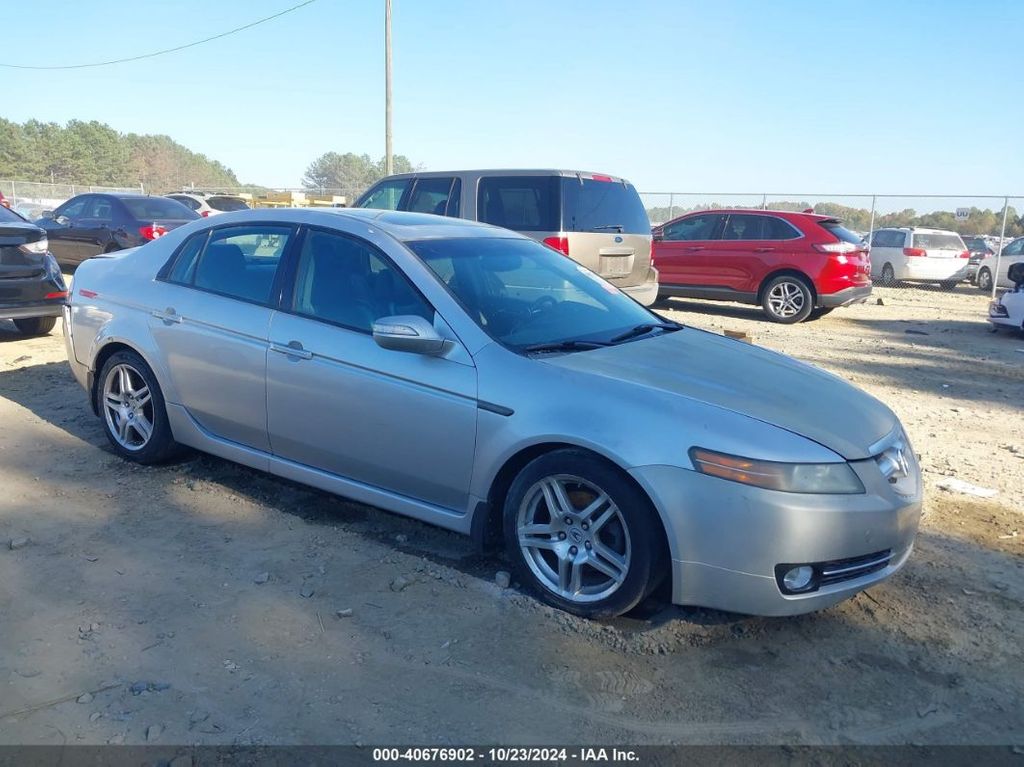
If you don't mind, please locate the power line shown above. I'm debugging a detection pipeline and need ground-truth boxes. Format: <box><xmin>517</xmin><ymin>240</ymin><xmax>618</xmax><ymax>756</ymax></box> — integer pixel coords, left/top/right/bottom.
<box><xmin>0</xmin><ymin>0</ymin><xmax>319</xmax><ymax>70</ymax></box>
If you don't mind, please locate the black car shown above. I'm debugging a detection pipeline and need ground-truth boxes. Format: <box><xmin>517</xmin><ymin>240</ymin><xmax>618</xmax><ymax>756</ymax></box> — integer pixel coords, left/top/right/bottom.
<box><xmin>37</xmin><ymin>194</ymin><xmax>199</xmax><ymax>267</ymax></box>
<box><xmin>962</xmin><ymin>235</ymin><xmax>996</xmax><ymax>283</ymax></box>
<box><xmin>0</xmin><ymin>206</ymin><xmax>68</xmax><ymax>336</ymax></box>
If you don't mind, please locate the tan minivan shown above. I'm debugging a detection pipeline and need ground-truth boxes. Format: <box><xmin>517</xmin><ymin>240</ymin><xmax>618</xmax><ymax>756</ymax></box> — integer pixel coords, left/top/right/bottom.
<box><xmin>354</xmin><ymin>170</ymin><xmax>659</xmax><ymax>306</ymax></box>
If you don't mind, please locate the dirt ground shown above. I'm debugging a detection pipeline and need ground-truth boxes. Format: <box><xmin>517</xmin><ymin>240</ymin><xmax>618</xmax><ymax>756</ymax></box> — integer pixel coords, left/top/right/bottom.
<box><xmin>0</xmin><ymin>284</ymin><xmax>1021</xmax><ymax>747</ymax></box>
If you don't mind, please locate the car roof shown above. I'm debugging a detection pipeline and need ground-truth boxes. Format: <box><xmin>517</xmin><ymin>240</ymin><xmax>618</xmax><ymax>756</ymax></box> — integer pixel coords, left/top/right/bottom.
<box><xmin>375</xmin><ymin>169</ymin><xmax>632</xmax><ymax>183</ymax></box>
<box><xmin>668</xmin><ymin>208</ymin><xmax>834</xmax><ymax>222</ymax></box>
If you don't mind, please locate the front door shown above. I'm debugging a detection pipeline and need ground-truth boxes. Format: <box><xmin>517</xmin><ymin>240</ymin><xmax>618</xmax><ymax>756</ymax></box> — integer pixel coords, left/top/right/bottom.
<box><xmin>266</xmin><ymin>227</ymin><xmax>477</xmax><ymax>511</ymax></box>
<box><xmin>44</xmin><ymin>196</ymin><xmax>91</xmax><ymax>265</ymax></box>
<box><xmin>655</xmin><ymin>212</ymin><xmax>726</xmax><ymax>286</ymax></box>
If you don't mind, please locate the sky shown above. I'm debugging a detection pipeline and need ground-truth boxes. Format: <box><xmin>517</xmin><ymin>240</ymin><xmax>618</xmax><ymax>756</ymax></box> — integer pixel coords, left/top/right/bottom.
<box><xmin>2</xmin><ymin>0</ymin><xmax>1022</xmax><ymax>197</ymax></box>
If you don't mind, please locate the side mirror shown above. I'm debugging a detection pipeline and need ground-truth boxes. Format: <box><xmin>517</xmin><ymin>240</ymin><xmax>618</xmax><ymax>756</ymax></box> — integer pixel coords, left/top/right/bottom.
<box><xmin>40</xmin><ymin>210</ymin><xmax>54</xmax><ymax>219</ymax></box>
<box><xmin>372</xmin><ymin>315</ymin><xmax>446</xmax><ymax>355</ymax></box>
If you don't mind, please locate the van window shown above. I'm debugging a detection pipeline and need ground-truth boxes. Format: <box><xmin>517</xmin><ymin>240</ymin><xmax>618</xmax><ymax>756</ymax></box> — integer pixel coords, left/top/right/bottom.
<box><xmin>478</xmin><ymin>176</ymin><xmax>559</xmax><ymax>231</ymax></box>
<box><xmin>358</xmin><ymin>178</ymin><xmax>411</xmax><ymax>211</ymax></box>
<box><xmin>912</xmin><ymin>233</ymin><xmax>964</xmax><ymax>251</ymax></box>
<box><xmin>561</xmin><ymin>178</ymin><xmax>650</xmax><ymax>234</ymax></box>
<box><xmin>871</xmin><ymin>230</ymin><xmax>905</xmax><ymax>248</ymax></box>
<box><xmin>407</xmin><ymin>177</ymin><xmax>457</xmax><ymax>216</ymax></box>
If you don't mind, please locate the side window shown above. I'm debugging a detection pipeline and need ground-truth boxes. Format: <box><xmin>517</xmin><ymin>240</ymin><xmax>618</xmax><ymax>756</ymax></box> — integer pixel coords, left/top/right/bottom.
<box><xmin>406</xmin><ymin>177</ymin><xmax>457</xmax><ymax>215</ymax></box>
<box><xmin>1004</xmin><ymin>239</ymin><xmax>1024</xmax><ymax>256</ymax></box>
<box><xmin>57</xmin><ymin>198</ymin><xmax>88</xmax><ymax>221</ymax></box>
<box><xmin>190</xmin><ymin>226</ymin><xmax>292</xmax><ymax>304</ymax></box>
<box><xmin>166</xmin><ymin>232</ymin><xmax>208</xmax><ymax>284</ymax></box>
<box><xmin>84</xmin><ymin>197</ymin><xmax>114</xmax><ymax>222</ymax></box>
<box><xmin>358</xmin><ymin>179</ymin><xmax>410</xmax><ymax>211</ymax></box>
<box><xmin>662</xmin><ymin>213</ymin><xmax>724</xmax><ymax>241</ymax></box>
<box><xmin>446</xmin><ymin>178</ymin><xmax>462</xmax><ymax>218</ymax></box>
<box><xmin>291</xmin><ymin>229</ymin><xmax>433</xmax><ymax>332</ymax></box>
<box><xmin>477</xmin><ymin>176</ymin><xmax>559</xmax><ymax>231</ymax></box>
<box><xmin>762</xmin><ymin>216</ymin><xmax>800</xmax><ymax>240</ymax></box>
<box><xmin>722</xmin><ymin>214</ymin><xmax>763</xmax><ymax>240</ymax></box>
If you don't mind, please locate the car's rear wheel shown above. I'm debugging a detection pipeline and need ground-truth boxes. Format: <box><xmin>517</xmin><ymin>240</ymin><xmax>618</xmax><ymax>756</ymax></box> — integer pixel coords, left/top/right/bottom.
<box><xmin>761</xmin><ymin>275</ymin><xmax>813</xmax><ymax>323</ymax></box>
<box><xmin>503</xmin><ymin>449</ymin><xmax>664</xmax><ymax>618</ymax></box>
<box><xmin>13</xmin><ymin>316</ymin><xmax>56</xmax><ymax>336</ymax></box>
<box><xmin>97</xmin><ymin>350</ymin><xmax>181</xmax><ymax>464</ymax></box>
<box><xmin>977</xmin><ymin>267</ymin><xmax>993</xmax><ymax>292</ymax></box>
<box><xmin>879</xmin><ymin>263</ymin><xmax>896</xmax><ymax>286</ymax></box>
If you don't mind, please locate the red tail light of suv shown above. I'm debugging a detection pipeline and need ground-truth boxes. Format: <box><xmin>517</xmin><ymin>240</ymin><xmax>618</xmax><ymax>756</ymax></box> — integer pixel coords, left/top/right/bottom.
<box><xmin>651</xmin><ymin>209</ymin><xmax>872</xmax><ymax>323</ymax></box>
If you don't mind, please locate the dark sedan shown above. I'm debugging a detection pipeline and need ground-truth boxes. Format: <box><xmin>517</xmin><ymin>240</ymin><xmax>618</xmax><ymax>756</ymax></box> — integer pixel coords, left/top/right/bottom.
<box><xmin>37</xmin><ymin>194</ymin><xmax>199</xmax><ymax>267</ymax></box>
<box><xmin>0</xmin><ymin>206</ymin><xmax>68</xmax><ymax>335</ymax></box>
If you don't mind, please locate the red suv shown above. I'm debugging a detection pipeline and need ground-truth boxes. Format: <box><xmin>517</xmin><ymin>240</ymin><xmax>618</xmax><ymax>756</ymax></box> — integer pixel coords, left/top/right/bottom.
<box><xmin>652</xmin><ymin>209</ymin><xmax>871</xmax><ymax>323</ymax></box>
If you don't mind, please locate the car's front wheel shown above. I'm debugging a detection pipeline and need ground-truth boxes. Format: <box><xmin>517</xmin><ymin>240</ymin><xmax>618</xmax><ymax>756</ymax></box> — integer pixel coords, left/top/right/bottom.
<box><xmin>761</xmin><ymin>275</ymin><xmax>814</xmax><ymax>323</ymax></box>
<box><xmin>977</xmin><ymin>267</ymin><xmax>993</xmax><ymax>292</ymax></box>
<box><xmin>503</xmin><ymin>449</ymin><xmax>665</xmax><ymax>618</ymax></box>
<box><xmin>13</xmin><ymin>316</ymin><xmax>56</xmax><ymax>336</ymax></box>
<box><xmin>97</xmin><ymin>350</ymin><xmax>181</xmax><ymax>464</ymax></box>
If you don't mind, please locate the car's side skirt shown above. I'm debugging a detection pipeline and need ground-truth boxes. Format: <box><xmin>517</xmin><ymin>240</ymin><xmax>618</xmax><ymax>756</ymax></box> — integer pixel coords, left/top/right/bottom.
<box><xmin>657</xmin><ymin>284</ymin><xmax>758</xmax><ymax>304</ymax></box>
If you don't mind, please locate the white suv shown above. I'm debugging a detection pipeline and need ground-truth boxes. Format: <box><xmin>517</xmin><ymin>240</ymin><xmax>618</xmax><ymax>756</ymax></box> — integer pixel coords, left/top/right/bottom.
<box><xmin>869</xmin><ymin>227</ymin><xmax>969</xmax><ymax>289</ymax></box>
<box><xmin>976</xmin><ymin>237</ymin><xmax>1024</xmax><ymax>292</ymax></box>
<box><xmin>165</xmin><ymin>193</ymin><xmax>250</xmax><ymax>218</ymax></box>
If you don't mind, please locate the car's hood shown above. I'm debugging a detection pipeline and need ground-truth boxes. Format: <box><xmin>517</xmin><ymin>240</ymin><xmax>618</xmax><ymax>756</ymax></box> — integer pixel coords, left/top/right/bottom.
<box><xmin>544</xmin><ymin>328</ymin><xmax>896</xmax><ymax>460</ymax></box>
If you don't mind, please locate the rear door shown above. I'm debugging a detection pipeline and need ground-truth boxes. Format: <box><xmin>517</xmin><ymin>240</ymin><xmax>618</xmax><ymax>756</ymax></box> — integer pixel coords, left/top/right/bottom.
<box><xmin>653</xmin><ymin>212</ymin><xmax>726</xmax><ymax>286</ymax></box>
<box><xmin>912</xmin><ymin>231</ymin><xmax>968</xmax><ymax>280</ymax></box>
<box><xmin>716</xmin><ymin>213</ymin><xmax>799</xmax><ymax>292</ymax></box>
<box><xmin>74</xmin><ymin>196</ymin><xmax>118</xmax><ymax>259</ymax></box>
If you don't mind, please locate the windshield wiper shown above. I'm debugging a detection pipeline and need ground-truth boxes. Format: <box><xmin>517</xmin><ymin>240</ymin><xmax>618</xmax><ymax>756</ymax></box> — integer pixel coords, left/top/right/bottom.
<box><xmin>522</xmin><ymin>339</ymin><xmax>610</xmax><ymax>354</ymax></box>
<box><xmin>607</xmin><ymin>322</ymin><xmax>682</xmax><ymax>344</ymax></box>
<box><xmin>590</xmin><ymin>224</ymin><xmax>624</xmax><ymax>232</ymax></box>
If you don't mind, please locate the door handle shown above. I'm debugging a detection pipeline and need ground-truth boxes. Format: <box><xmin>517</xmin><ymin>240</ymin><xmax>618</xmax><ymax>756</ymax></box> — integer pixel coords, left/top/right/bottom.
<box><xmin>684</xmin><ymin>246</ymin><xmax>705</xmax><ymax>251</ymax></box>
<box><xmin>755</xmin><ymin>247</ymin><xmax>775</xmax><ymax>252</ymax></box>
<box><xmin>151</xmin><ymin>307</ymin><xmax>182</xmax><ymax>324</ymax></box>
<box><xmin>270</xmin><ymin>341</ymin><xmax>313</xmax><ymax>360</ymax></box>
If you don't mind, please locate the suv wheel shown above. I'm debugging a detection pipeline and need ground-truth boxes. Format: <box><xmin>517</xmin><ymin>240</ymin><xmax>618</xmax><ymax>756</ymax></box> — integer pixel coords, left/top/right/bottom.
<box><xmin>977</xmin><ymin>267</ymin><xmax>993</xmax><ymax>292</ymax></box>
<box><xmin>761</xmin><ymin>275</ymin><xmax>813</xmax><ymax>324</ymax></box>
<box><xmin>13</xmin><ymin>316</ymin><xmax>57</xmax><ymax>336</ymax></box>
<box><xmin>97</xmin><ymin>350</ymin><xmax>181</xmax><ymax>464</ymax></box>
<box><xmin>503</xmin><ymin>449</ymin><xmax>665</xmax><ymax>618</ymax></box>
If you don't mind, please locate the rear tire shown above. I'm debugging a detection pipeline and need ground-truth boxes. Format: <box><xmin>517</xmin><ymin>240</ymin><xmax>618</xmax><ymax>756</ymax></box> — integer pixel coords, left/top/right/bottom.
<box><xmin>977</xmin><ymin>268</ymin><xmax>993</xmax><ymax>292</ymax></box>
<box><xmin>503</xmin><ymin>449</ymin><xmax>665</xmax><ymax>618</ymax></box>
<box><xmin>13</xmin><ymin>316</ymin><xmax>56</xmax><ymax>336</ymax></box>
<box><xmin>880</xmin><ymin>263</ymin><xmax>896</xmax><ymax>286</ymax></box>
<box><xmin>761</xmin><ymin>275</ymin><xmax>814</xmax><ymax>324</ymax></box>
<box><xmin>96</xmin><ymin>350</ymin><xmax>182</xmax><ymax>464</ymax></box>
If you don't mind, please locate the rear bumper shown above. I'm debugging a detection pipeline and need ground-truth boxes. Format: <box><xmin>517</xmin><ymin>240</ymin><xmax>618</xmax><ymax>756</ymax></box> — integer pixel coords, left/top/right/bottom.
<box><xmin>629</xmin><ymin>461</ymin><xmax>922</xmax><ymax>616</ymax></box>
<box><xmin>619</xmin><ymin>268</ymin><xmax>660</xmax><ymax>307</ymax></box>
<box><xmin>0</xmin><ymin>300</ymin><xmax>64</xmax><ymax>321</ymax></box>
<box><xmin>819</xmin><ymin>284</ymin><xmax>872</xmax><ymax>308</ymax></box>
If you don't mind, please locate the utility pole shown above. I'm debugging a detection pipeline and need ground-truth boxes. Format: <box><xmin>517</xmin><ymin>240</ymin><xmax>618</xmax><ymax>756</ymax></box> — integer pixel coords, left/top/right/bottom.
<box><xmin>384</xmin><ymin>0</ymin><xmax>393</xmax><ymax>176</ymax></box>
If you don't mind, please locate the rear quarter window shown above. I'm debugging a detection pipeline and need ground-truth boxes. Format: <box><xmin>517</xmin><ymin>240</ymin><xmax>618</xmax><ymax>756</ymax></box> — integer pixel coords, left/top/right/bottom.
<box><xmin>477</xmin><ymin>176</ymin><xmax>559</xmax><ymax>232</ymax></box>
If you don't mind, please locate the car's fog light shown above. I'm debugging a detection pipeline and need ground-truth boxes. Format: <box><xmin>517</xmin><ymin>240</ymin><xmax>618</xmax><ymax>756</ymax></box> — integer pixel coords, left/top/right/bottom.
<box><xmin>783</xmin><ymin>565</ymin><xmax>815</xmax><ymax>592</ymax></box>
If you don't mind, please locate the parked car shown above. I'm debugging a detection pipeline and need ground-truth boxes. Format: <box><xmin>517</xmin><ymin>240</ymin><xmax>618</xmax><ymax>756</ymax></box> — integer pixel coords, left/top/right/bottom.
<box><xmin>0</xmin><ymin>205</ymin><xmax>68</xmax><ymax>335</ymax></box>
<box><xmin>869</xmin><ymin>227</ymin><xmax>969</xmax><ymax>288</ymax></box>
<box><xmin>651</xmin><ymin>209</ymin><xmax>872</xmax><ymax>323</ymax></box>
<box><xmin>962</xmin><ymin>235</ymin><xmax>996</xmax><ymax>283</ymax></box>
<box><xmin>165</xmin><ymin>192</ymin><xmax>250</xmax><ymax>217</ymax></box>
<box><xmin>37</xmin><ymin>194</ymin><xmax>199</xmax><ymax>267</ymax></box>
<box><xmin>354</xmin><ymin>170</ymin><xmax>659</xmax><ymax>306</ymax></box>
<box><xmin>987</xmin><ymin>262</ymin><xmax>1024</xmax><ymax>332</ymax></box>
<box><xmin>976</xmin><ymin>237</ymin><xmax>1024</xmax><ymax>292</ymax></box>
<box><xmin>64</xmin><ymin>208</ymin><xmax>921</xmax><ymax>618</ymax></box>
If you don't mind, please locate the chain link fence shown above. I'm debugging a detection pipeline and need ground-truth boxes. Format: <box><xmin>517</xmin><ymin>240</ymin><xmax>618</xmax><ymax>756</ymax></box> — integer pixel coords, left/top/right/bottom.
<box><xmin>0</xmin><ymin>179</ymin><xmax>143</xmax><ymax>219</ymax></box>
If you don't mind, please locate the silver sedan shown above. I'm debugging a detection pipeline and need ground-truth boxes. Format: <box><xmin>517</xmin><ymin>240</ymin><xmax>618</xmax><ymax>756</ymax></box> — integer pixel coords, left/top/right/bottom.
<box><xmin>64</xmin><ymin>209</ymin><xmax>921</xmax><ymax>618</ymax></box>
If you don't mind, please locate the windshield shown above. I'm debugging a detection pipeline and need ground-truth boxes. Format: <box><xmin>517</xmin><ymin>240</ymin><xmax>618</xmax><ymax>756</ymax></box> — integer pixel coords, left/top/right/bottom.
<box><xmin>121</xmin><ymin>197</ymin><xmax>199</xmax><ymax>221</ymax></box>
<box><xmin>407</xmin><ymin>237</ymin><xmax>659</xmax><ymax>351</ymax></box>
<box><xmin>912</xmin><ymin>233</ymin><xmax>964</xmax><ymax>250</ymax></box>
<box><xmin>819</xmin><ymin>220</ymin><xmax>864</xmax><ymax>245</ymax></box>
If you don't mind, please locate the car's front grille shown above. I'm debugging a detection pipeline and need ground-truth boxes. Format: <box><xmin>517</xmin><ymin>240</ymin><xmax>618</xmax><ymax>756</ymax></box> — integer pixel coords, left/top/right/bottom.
<box><xmin>817</xmin><ymin>550</ymin><xmax>892</xmax><ymax>588</ymax></box>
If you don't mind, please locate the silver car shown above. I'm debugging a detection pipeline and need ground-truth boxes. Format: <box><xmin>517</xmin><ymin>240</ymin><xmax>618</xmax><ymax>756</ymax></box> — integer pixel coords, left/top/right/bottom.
<box><xmin>64</xmin><ymin>208</ymin><xmax>921</xmax><ymax>618</ymax></box>
<box><xmin>355</xmin><ymin>169</ymin><xmax>660</xmax><ymax>306</ymax></box>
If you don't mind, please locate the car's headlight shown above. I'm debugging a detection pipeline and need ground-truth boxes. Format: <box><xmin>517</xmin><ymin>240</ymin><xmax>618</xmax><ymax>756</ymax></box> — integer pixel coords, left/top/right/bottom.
<box><xmin>18</xmin><ymin>237</ymin><xmax>48</xmax><ymax>254</ymax></box>
<box><xmin>689</xmin><ymin>448</ymin><xmax>865</xmax><ymax>494</ymax></box>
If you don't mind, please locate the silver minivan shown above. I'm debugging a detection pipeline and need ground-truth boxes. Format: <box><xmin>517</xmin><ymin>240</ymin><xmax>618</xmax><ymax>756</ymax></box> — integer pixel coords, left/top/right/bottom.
<box><xmin>354</xmin><ymin>170</ymin><xmax>659</xmax><ymax>305</ymax></box>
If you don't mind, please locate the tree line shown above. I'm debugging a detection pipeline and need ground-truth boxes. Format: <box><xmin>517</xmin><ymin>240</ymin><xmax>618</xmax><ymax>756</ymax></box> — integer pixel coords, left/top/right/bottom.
<box><xmin>646</xmin><ymin>200</ymin><xmax>1024</xmax><ymax>238</ymax></box>
<box><xmin>0</xmin><ymin>118</ymin><xmax>240</xmax><ymax>191</ymax></box>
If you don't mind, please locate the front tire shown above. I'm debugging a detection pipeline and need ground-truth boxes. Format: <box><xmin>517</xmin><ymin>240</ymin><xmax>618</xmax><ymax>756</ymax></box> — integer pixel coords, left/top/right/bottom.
<box><xmin>503</xmin><ymin>449</ymin><xmax>665</xmax><ymax>618</ymax></box>
<box><xmin>761</xmin><ymin>275</ymin><xmax>814</xmax><ymax>324</ymax></box>
<box><xmin>96</xmin><ymin>350</ymin><xmax>181</xmax><ymax>464</ymax></box>
<box><xmin>13</xmin><ymin>316</ymin><xmax>57</xmax><ymax>336</ymax></box>
<box><xmin>977</xmin><ymin>268</ymin><xmax>993</xmax><ymax>292</ymax></box>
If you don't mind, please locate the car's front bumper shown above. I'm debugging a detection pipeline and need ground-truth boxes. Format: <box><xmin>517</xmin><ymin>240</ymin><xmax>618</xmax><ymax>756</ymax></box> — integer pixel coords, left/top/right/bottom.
<box><xmin>819</xmin><ymin>284</ymin><xmax>872</xmax><ymax>308</ymax></box>
<box><xmin>629</xmin><ymin>460</ymin><xmax>921</xmax><ymax>616</ymax></box>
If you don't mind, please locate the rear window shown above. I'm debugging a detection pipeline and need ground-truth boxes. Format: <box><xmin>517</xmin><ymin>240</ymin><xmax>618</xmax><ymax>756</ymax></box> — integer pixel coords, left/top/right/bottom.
<box><xmin>207</xmin><ymin>196</ymin><xmax>249</xmax><ymax>212</ymax></box>
<box><xmin>478</xmin><ymin>176</ymin><xmax>559</xmax><ymax>232</ymax></box>
<box><xmin>912</xmin><ymin>233</ymin><xmax>964</xmax><ymax>251</ymax></box>
<box><xmin>122</xmin><ymin>197</ymin><xmax>199</xmax><ymax>221</ymax></box>
<box><xmin>561</xmin><ymin>177</ymin><xmax>650</xmax><ymax>234</ymax></box>
<box><xmin>819</xmin><ymin>220</ymin><xmax>864</xmax><ymax>245</ymax></box>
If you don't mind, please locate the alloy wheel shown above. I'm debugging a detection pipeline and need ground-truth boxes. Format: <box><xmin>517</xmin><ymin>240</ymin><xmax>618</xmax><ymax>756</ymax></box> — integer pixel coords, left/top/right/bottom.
<box><xmin>516</xmin><ymin>474</ymin><xmax>631</xmax><ymax>603</ymax></box>
<box><xmin>766</xmin><ymin>280</ymin><xmax>806</xmax><ymax>318</ymax></box>
<box><xmin>977</xmin><ymin>268</ymin><xmax>992</xmax><ymax>292</ymax></box>
<box><xmin>102</xmin><ymin>363</ymin><xmax>154</xmax><ymax>451</ymax></box>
